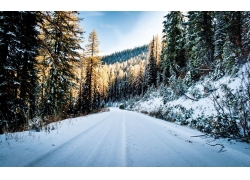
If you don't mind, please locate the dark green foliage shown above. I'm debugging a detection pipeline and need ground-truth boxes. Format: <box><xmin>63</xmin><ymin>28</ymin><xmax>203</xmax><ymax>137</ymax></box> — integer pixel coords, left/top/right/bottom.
<box><xmin>161</xmin><ymin>11</ymin><xmax>186</xmax><ymax>79</ymax></box>
<box><xmin>241</xmin><ymin>12</ymin><xmax>250</xmax><ymax>58</ymax></box>
<box><xmin>145</xmin><ymin>37</ymin><xmax>157</xmax><ymax>88</ymax></box>
<box><xmin>226</xmin><ymin>12</ymin><xmax>242</xmax><ymax>51</ymax></box>
<box><xmin>134</xmin><ymin>60</ymin><xmax>145</xmax><ymax>96</ymax></box>
<box><xmin>184</xmin><ymin>11</ymin><xmax>214</xmax><ymax>81</ymax></box>
<box><xmin>119</xmin><ymin>104</ymin><xmax>125</xmax><ymax>109</ymax></box>
<box><xmin>214</xmin><ymin>12</ymin><xmax>227</xmax><ymax>61</ymax></box>
<box><xmin>0</xmin><ymin>11</ymin><xmax>39</xmax><ymax>133</ymax></box>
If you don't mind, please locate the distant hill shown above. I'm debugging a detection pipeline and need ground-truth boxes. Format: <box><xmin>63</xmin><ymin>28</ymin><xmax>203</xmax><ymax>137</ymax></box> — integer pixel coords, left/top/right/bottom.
<box><xmin>101</xmin><ymin>44</ymin><xmax>148</xmax><ymax>65</ymax></box>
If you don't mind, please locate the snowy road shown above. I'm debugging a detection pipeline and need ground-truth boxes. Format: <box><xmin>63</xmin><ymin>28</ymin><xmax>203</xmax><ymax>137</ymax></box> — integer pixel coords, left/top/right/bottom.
<box><xmin>1</xmin><ymin>108</ymin><xmax>250</xmax><ymax>167</ymax></box>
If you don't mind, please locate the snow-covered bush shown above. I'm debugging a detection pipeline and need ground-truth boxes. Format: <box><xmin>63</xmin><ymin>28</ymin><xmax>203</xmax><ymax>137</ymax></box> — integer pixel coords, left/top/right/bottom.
<box><xmin>183</xmin><ymin>71</ymin><xmax>193</xmax><ymax>87</ymax></box>
<box><xmin>149</xmin><ymin>105</ymin><xmax>164</xmax><ymax>119</ymax></box>
<box><xmin>211</xmin><ymin>59</ymin><xmax>239</xmax><ymax>81</ymax></box>
<box><xmin>191</xmin><ymin>113</ymin><xmax>240</xmax><ymax>138</ymax></box>
<box><xmin>168</xmin><ymin>75</ymin><xmax>188</xmax><ymax>98</ymax></box>
<box><xmin>148</xmin><ymin>104</ymin><xmax>193</xmax><ymax>126</ymax></box>
<box><xmin>126</xmin><ymin>98</ymin><xmax>136</xmax><ymax>110</ymax></box>
<box><xmin>162</xmin><ymin>87</ymin><xmax>175</xmax><ymax>104</ymax></box>
<box><xmin>212</xmin><ymin>115</ymin><xmax>240</xmax><ymax>137</ymax></box>
<box><xmin>210</xmin><ymin>63</ymin><xmax>250</xmax><ymax>139</ymax></box>
<box><xmin>170</xmin><ymin>105</ymin><xmax>193</xmax><ymax>125</ymax></box>
<box><xmin>189</xmin><ymin>86</ymin><xmax>203</xmax><ymax>99</ymax></box>
<box><xmin>28</xmin><ymin>117</ymin><xmax>43</xmax><ymax>132</ymax></box>
<box><xmin>211</xmin><ymin>60</ymin><xmax>226</xmax><ymax>80</ymax></box>
<box><xmin>190</xmin><ymin>113</ymin><xmax>213</xmax><ymax>133</ymax></box>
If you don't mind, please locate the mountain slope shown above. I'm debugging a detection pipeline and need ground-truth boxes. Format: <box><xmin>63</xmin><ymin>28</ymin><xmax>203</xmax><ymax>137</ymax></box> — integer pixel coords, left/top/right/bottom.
<box><xmin>101</xmin><ymin>44</ymin><xmax>148</xmax><ymax>65</ymax></box>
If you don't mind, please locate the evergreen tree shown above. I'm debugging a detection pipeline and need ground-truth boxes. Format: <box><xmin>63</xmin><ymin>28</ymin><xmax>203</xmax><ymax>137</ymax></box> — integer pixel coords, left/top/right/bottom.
<box><xmin>146</xmin><ymin>37</ymin><xmax>157</xmax><ymax>88</ymax></box>
<box><xmin>37</xmin><ymin>11</ymin><xmax>83</xmax><ymax>117</ymax></box>
<box><xmin>161</xmin><ymin>11</ymin><xmax>186</xmax><ymax>79</ymax></box>
<box><xmin>214</xmin><ymin>12</ymin><xmax>227</xmax><ymax>61</ymax></box>
<box><xmin>222</xmin><ymin>34</ymin><xmax>239</xmax><ymax>74</ymax></box>
<box><xmin>86</xmin><ymin>30</ymin><xmax>100</xmax><ymax>57</ymax></box>
<box><xmin>185</xmin><ymin>11</ymin><xmax>214</xmax><ymax>80</ymax></box>
<box><xmin>0</xmin><ymin>11</ymin><xmax>39</xmax><ymax>132</ymax></box>
<box><xmin>226</xmin><ymin>12</ymin><xmax>242</xmax><ymax>52</ymax></box>
<box><xmin>77</xmin><ymin>49</ymin><xmax>86</xmax><ymax>114</ymax></box>
<box><xmin>99</xmin><ymin>64</ymin><xmax>109</xmax><ymax>102</ymax></box>
<box><xmin>134</xmin><ymin>60</ymin><xmax>145</xmax><ymax>96</ymax></box>
<box><xmin>79</xmin><ymin>30</ymin><xmax>101</xmax><ymax>112</ymax></box>
<box><xmin>154</xmin><ymin>34</ymin><xmax>162</xmax><ymax>71</ymax></box>
<box><xmin>241</xmin><ymin>11</ymin><xmax>250</xmax><ymax>59</ymax></box>
<box><xmin>101</xmin><ymin>45</ymin><xmax>148</xmax><ymax>65</ymax></box>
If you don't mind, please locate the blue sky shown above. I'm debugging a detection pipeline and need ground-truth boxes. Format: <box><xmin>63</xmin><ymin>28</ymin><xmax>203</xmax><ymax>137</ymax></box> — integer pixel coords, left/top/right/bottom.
<box><xmin>79</xmin><ymin>11</ymin><xmax>167</xmax><ymax>56</ymax></box>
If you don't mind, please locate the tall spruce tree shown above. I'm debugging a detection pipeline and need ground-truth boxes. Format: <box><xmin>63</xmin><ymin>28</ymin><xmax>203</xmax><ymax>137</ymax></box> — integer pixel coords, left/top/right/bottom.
<box><xmin>0</xmin><ymin>11</ymin><xmax>39</xmax><ymax>132</ymax></box>
<box><xmin>226</xmin><ymin>12</ymin><xmax>242</xmax><ymax>52</ymax></box>
<box><xmin>214</xmin><ymin>12</ymin><xmax>227</xmax><ymax>61</ymax></box>
<box><xmin>185</xmin><ymin>11</ymin><xmax>214</xmax><ymax>80</ymax></box>
<box><xmin>134</xmin><ymin>60</ymin><xmax>145</xmax><ymax>96</ymax></box>
<box><xmin>36</xmin><ymin>11</ymin><xmax>83</xmax><ymax>117</ymax></box>
<box><xmin>161</xmin><ymin>11</ymin><xmax>186</xmax><ymax>79</ymax></box>
<box><xmin>241</xmin><ymin>11</ymin><xmax>250</xmax><ymax>59</ymax></box>
<box><xmin>146</xmin><ymin>37</ymin><xmax>157</xmax><ymax>88</ymax></box>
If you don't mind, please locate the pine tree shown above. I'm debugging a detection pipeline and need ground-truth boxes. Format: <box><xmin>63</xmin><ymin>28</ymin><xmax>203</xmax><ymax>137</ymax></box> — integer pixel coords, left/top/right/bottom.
<box><xmin>214</xmin><ymin>12</ymin><xmax>227</xmax><ymax>61</ymax></box>
<box><xmin>80</xmin><ymin>30</ymin><xmax>101</xmax><ymax>112</ymax></box>
<box><xmin>185</xmin><ymin>11</ymin><xmax>214</xmax><ymax>80</ymax></box>
<box><xmin>134</xmin><ymin>60</ymin><xmax>145</xmax><ymax>96</ymax></box>
<box><xmin>146</xmin><ymin>37</ymin><xmax>157</xmax><ymax>88</ymax></box>
<box><xmin>226</xmin><ymin>12</ymin><xmax>242</xmax><ymax>52</ymax></box>
<box><xmin>161</xmin><ymin>11</ymin><xmax>186</xmax><ymax>79</ymax></box>
<box><xmin>36</xmin><ymin>11</ymin><xmax>83</xmax><ymax>117</ymax></box>
<box><xmin>222</xmin><ymin>34</ymin><xmax>239</xmax><ymax>74</ymax></box>
<box><xmin>241</xmin><ymin>11</ymin><xmax>250</xmax><ymax>59</ymax></box>
<box><xmin>154</xmin><ymin>34</ymin><xmax>162</xmax><ymax>71</ymax></box>
<box><xmin>99</xmin><ymin>64</ymin><xmax>109</xmax><ymax>102</ymax></box>
<box><xmin>0</xmin><ymin>11</ymin><xmax>39</xmax><ymax>132</ymax></box>
<box><xmin>86</xmin><ymin>30</ymin><xmax>100</xmax><ymax>57</ymax></box>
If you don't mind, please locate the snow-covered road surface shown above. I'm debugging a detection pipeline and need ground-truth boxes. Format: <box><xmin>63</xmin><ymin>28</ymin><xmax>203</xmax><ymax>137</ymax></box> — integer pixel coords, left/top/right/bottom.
<box><xmin>1</xmin><ymin>108</ymin><xmax>250</xmax><ymax>167</ymax></box>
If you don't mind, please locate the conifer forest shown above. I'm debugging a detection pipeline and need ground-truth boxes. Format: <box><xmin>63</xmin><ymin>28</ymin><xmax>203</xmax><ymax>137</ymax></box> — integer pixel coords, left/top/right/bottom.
<box><xmin>0</xmin><ymin>11</ymin><xmax>250</xmax><ymax>141</ymax></box>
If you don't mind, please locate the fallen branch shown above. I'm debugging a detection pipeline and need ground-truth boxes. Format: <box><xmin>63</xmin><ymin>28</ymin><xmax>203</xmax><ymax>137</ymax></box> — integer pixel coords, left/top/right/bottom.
<box><xmin>183</xmin><ymin>94</ymin><xmax>198</xmax><ymax>101</ymax></box>
<box><xmin>190</xmin><ymin>134</ymin><xmax>208</xmax><ymax>137</ymax></box>
<box><xmin>199</xmin><ymin>69</ymin><xmax>214</xmax><ymax>71</ymax></box>
<box><xmin>207</xmin><ymin>143</ymin><xmax>225</xmax><ymax>152</ymax></box>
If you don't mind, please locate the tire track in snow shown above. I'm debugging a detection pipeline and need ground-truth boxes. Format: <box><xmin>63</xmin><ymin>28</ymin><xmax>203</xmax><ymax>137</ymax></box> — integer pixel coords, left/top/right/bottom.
<box><xmin>123</xmin><ymin>110</ymin><xmax>217</xmax><ymax>166</ymax></box>
<box><xmin>124</xmin><ymin>113</ymin><xmax>189</xmax><ymax>166</ymax></box>
<box><xmin>134</xmin><ymin>117</ymin><xmax>200</xmax><ymax>166</ymax></box>
<box><xmin>121</xmin><ymin>111</ymin><xmax>127</xmax><ymax>166</ymax></box>
<box><xmin>78</xmin><ymin>116</ymin><xmax>118</xmax><ymax>166</ymax></box>
<box><xmin>69</xmin><ymin>110</ymin><xmax>127</xmax><ymax>166</ymax></box>
<box><xmin>26</xmin><ymin>112</ymin><xmax>116</xmax><ymax>167</ymax></box>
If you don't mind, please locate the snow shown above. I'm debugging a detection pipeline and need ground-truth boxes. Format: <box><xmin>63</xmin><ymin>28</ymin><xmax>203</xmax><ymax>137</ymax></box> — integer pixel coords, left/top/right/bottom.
<box><xmin>133</xmin><ymin>62</ymin><xmax>250</xmax><ymax>125</ymax></box>
<box><xmin>1</xmin><ymin>108</ymin><xmax>250</xmax><ymax>167</ymax></box>
<box><xmin>136</xmin><ymin>97</ymin><xmax>163</xmax><ymax>112</ymax></box>
<box><xmin>4</xmin><ymin>66</ymin><xmax>15</xmax><ymax>70</ymax></box>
